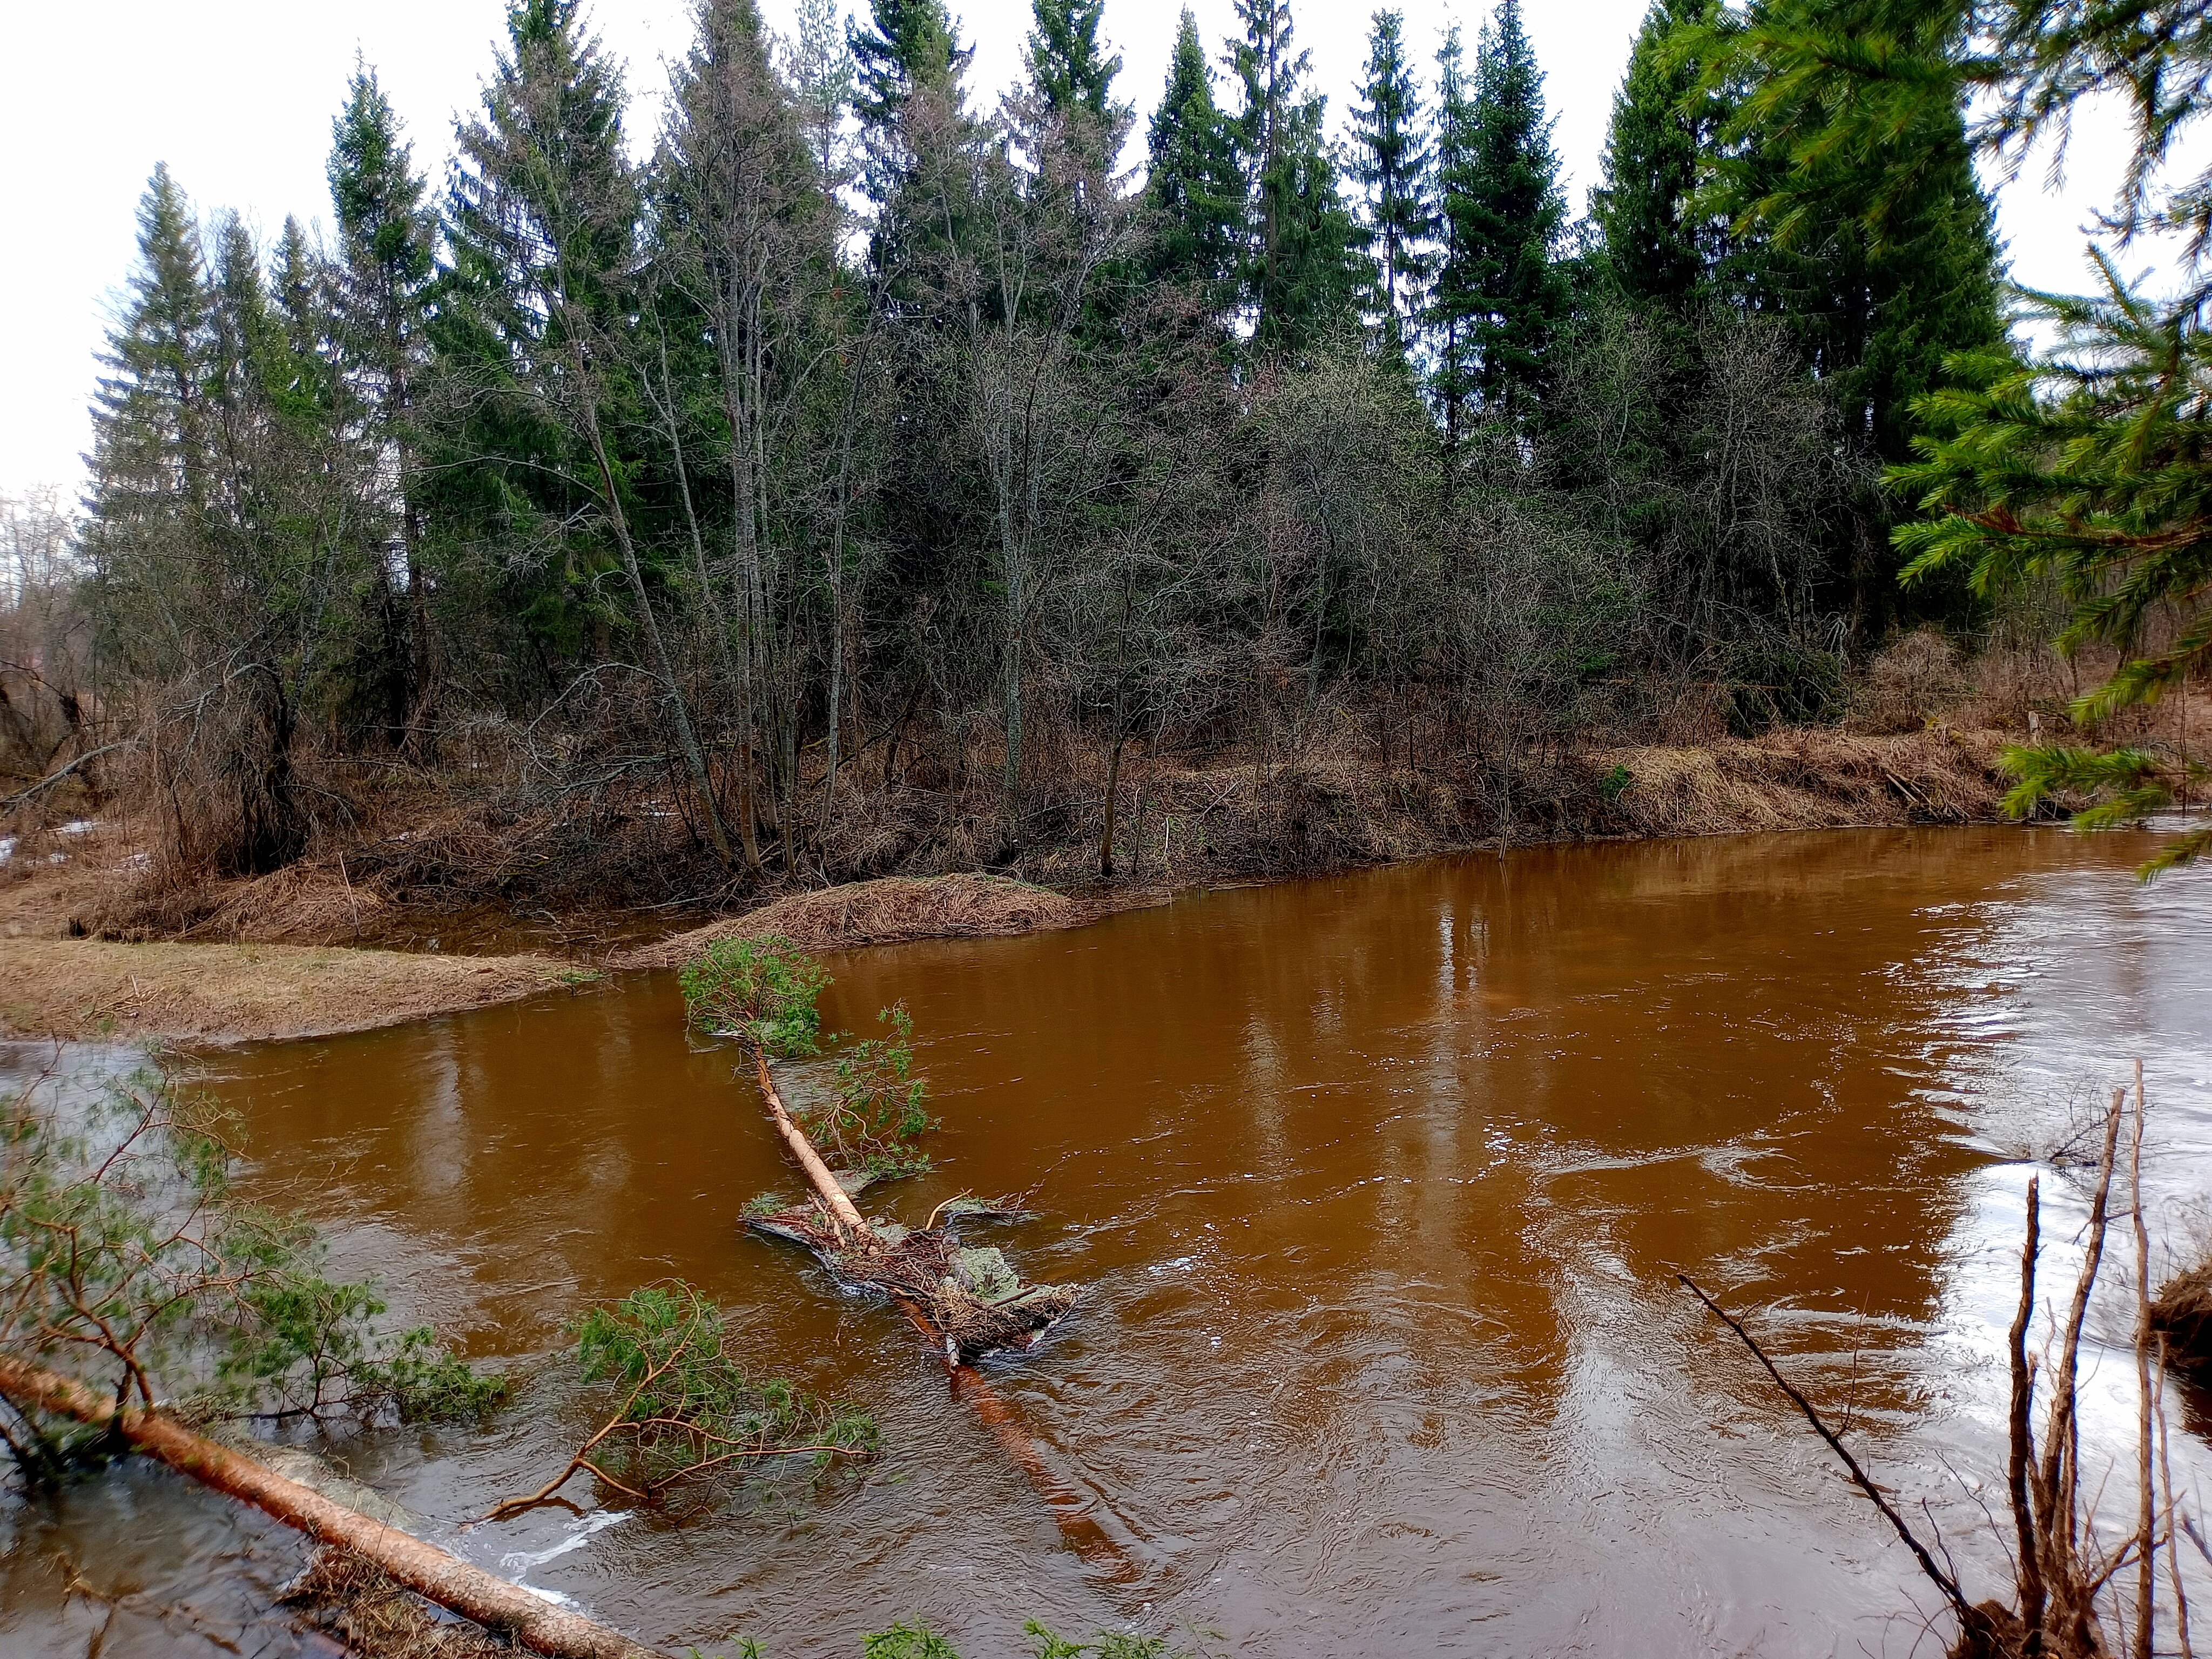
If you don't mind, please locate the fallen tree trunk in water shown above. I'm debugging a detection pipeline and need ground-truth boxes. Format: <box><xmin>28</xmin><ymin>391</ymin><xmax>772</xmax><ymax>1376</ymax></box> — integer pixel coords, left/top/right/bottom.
<box><xmin>747</xmin><ymin>1051</ymin><xmax>1130</xmax><ymax>1575</ymax></box>
<box><xmin>0</xmin><ymin>1355</ymin><xmax>670</xmax><ymax>1659</ymax></box>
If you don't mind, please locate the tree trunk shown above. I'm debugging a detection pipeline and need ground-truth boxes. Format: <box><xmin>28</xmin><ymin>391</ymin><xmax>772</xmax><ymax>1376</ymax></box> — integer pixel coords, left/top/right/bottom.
<box><xmin>1099</xmin><ymin>731</ymin><xmax>1124</xmax><ymax>881</ymax></box>
<box><xmin>745</xmin><ymin>1049</ymin><xmax>1127</xmax><ymax>1571</ymax></box>
<box><xmin>0</xmin><ymin>1356</ymin><xmax>667</xmax><ymax>1659</ymax></box>
<box><xmin>579</xmin><ymin>405</ymin><xmax>734</xmax><ymax>867</ymax></box>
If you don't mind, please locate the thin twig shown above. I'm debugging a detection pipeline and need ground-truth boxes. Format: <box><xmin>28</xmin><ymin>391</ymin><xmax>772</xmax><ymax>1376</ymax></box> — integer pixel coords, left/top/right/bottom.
<box><xmin>1678</xmin><ymin>1272</ymin><xmax>1979</xmax><ymax>1622</ymax></box>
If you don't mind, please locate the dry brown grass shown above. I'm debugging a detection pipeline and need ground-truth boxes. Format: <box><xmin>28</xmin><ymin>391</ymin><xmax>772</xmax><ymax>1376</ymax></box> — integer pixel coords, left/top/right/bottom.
<box><xmin>619</xmin><ymin>871</ymin><xmax>1081</xmax><ymax>969</ymax></box>
<box><xmin>1596</xmin><ymin>725</ymin><xmax>2018</xmax><ymax>839</ymax></box>
<box><xmin>281</xmin><ymin>1548</ymin><xmax>514</xmax><ymax>1659</ymax></box>
<box><xmin>0</xmin><ymin>937</ymin><xmax>590</xmax><ymax>1045</ymax></box>
<box><xmin>2150</xmin><ymin>1256</ymin><xmax>2212</xmax><ymax>1379</ymax></box>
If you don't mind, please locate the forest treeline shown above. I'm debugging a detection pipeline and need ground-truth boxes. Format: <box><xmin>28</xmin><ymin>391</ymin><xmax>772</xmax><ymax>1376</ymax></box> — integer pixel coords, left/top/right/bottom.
<box><xmin>9</xmin><ymin>0</ymin><xmax>2193</xmax><ymax>901</ymax></box>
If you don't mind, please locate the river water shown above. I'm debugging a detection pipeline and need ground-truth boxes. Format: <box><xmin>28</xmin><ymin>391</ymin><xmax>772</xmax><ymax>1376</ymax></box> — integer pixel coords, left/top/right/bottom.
<box><xmin>4</xmin><ymin>825</ymin><xmax>2211</xmax><ymax>1657</ymax></box>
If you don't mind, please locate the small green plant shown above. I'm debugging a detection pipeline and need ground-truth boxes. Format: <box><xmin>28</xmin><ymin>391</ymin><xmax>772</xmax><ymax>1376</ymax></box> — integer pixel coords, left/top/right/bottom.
<box><xmin>1598</xmin><ymin>764</ymin><xmax>1633</xmax><ymax>800</ymax></box>
<box><xmin>1025</xmin><ymin>1625</ymin><xmax>1178</xmax><ymax>1659</ymax></box>
<box><xmin>488</xmin><ymin>1281</ymin><xmax>875</xmax><ymax>1519</ymax></box>
<box><xmin>864</xmin><ymin>1624</ymin><xmax>962</xmax><ymax>1659</ymax></box>
<box><xmin>680</xmin><ymin>936</ymin><xmax>831</xmax><ymax>1056</ymax></box>
<box><xmin>740</xmin><ymin>1191</ymin><xmax>790</xmax><ymax>1221</ymax></box>
<box><xmin>806</xmin><ymin>1003</ymin><xmax>934</xmax><ymax>1178</ymax></box>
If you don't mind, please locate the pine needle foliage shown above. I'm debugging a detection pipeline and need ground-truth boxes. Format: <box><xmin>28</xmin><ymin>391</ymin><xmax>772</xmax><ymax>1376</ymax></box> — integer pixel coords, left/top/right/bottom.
<box><xmin>813</xmin><ymin>1003</ymin><xmax>935</xmax><ymax>1177</ymax></box>
<box><xmin>0</xmin><ymin>1064</ymin><xmax>501</xmax><ymax>1482</ymax></box>
<box><xmin>680</xmin><ymin>935</ymin><xmax>832</xmax><ymax>1055</ymax></box>
<box><xmin>566</xmin><ymin>1283</ymin><xmax>875</xmax><ymax>1493</ymax></box>
<box><xmin>1895</xmin><ymin>254</ymin><xmax>2212</xmax><ymax>872</ymax></box>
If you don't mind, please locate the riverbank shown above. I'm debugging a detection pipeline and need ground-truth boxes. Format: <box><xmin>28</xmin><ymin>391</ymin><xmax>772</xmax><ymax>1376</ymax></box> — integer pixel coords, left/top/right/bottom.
<box><xmin>0</xmin><ymin>938</ymin><xmax>592</xmax><ymax>1046</ymax></box>
<box><xmin>0</xmin><ymin>723</ymin><xmax>2029</xmax><ymax>1044</ymax></box>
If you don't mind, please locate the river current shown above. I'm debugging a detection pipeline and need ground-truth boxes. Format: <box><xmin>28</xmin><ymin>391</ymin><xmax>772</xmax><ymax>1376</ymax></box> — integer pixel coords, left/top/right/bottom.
<box><xmin>4</xmin><ymin>825</ymin><xmax>2210</xmax><ymax>1657</ymax></box>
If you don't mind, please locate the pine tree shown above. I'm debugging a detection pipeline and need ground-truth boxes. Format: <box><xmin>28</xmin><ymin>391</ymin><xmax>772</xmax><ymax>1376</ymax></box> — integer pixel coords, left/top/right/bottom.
<box><xmin>328</xmin><ymin>62</ymin><xmax>438</xmax><ymax>741</ymax></box>
<box><xmin>1347</xmin><ymin>10</ymin><xmax>1433</xmax><ymax>355</ymax></box>
<box><xmin>1143</xmin><ymin>8</ymin><xmax>1242</xmax><ymax>305</ymax></box>
<box><xmin>1589</xmin><ymin>0</ymin><xmax>1735</xmax><ymax>307</ymax></box>
<box><xmin>1227</xmin><ymin>0</ymin><xmax>1361</xmax><ymax>359</ymax></box>
<box><xmin>787</xmin><ymin>0</ymin><xmax>856</xmax><ymax>184</ymax></box>
<box><xmin>1431</xmin><ymin>0</ymin><xmax>1567</xmax><ymax>433</ymax></box>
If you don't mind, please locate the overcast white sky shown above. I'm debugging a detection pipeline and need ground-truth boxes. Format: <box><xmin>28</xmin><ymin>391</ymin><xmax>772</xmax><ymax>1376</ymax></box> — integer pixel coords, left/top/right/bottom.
<box><xmin>0</xmin><ymin>0</ymin><xmax>2171</xmax><ymax>501</ymax></box>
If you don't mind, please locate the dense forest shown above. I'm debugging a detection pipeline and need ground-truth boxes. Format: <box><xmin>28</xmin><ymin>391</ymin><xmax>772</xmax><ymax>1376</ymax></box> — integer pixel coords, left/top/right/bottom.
<box><xmin>3</xmin><ymin>0</ymin><xmax>2204</xmax><ymax>912</ymax></box>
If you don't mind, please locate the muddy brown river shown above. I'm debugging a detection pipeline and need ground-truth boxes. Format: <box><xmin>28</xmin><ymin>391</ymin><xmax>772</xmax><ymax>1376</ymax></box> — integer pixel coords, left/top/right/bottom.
<box><xmin>5</xmin><ymin>826</ymin><xmax>2211</xmax><ymax>1657</ymax></box>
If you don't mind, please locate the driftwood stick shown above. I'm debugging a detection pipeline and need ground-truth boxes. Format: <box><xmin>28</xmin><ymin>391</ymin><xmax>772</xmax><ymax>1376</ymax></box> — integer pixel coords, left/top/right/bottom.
<box><xmin>753</xmin><ymin>1049</ymin><xmax>868</xmax><ymax>1238</ymax></box>
<box><xmin>2133</xmin><ymin>1061</ymin><xmax>2156</xmax><ymax>1659</ymax></box>
<box><xmin>1678</xmin><ymin>1273</ymin><xmax>1979</xmax><ymax>1623</ymax></box>
<box><xmin>2011</xmin><ymin>1174</ymin><xmax>2048</xmax><ymax>1636</ymax></box>
<box><xmin>0</xmin><ymin>1355</ymin><xmax>668</xmax><ymax>1659</ymax></box>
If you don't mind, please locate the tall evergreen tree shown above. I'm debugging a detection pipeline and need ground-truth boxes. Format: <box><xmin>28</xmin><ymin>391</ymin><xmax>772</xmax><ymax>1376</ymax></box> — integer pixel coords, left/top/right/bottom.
<box><xmin>1347</xmin><ymin>10</ymin><xmax>1434</xmax><ymax>354</ymax></box>
<box><xmin>445</xmin><ymin>0</ymin><xmax>736</xmax><ymax>861</ymax></box>
<box><xmin>656</xmin><ymin>0</ymin><xmax>837</xmax><ymax>870</ymax></box>
<box><xmin>1431</xmin><ymin>0</ymin><xmax>1567</xmax><ymax>432</ymax></box>
<box><xmin>1589</xmin><ymin>0</ymin><xmax>1736</xmax><ymax>307</ymax></box>
<box><xmin>328</xmin><ymin>63</ymin><xmax>438</xmax><ymax>742</ymax></box>
<box><xmin>87</xmin><ymin>165</ymin><xmax>212</xmax><ymax>527</ymax></box>
<box><xmin>1144</xmin><ymin>9</ymin><xmax>1242</xmax><ymax>307</ymax></box>
<box><xmin>851</xmin><ymin>0</ymin><xmax>970</xmax><ymax>143</ymax></box>
<box><xmin>1427</xmin><ymin>26</ymin><xmax>1476</xmax><ymax>446</ymax></box>
<box><xmin>1024</xmin><ymin>0</ymin><xmax>1123</xmax><ymax>124</ymax></box>
<box><xmin>1226</xmin><ymin>0</ymin><xmax>1361</xmax><ymax>359</ymax></box>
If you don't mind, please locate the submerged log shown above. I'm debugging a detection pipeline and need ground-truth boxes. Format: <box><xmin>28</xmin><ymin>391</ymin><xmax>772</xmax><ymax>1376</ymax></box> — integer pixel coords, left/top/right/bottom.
<box><xmin>747</xmin><ymin>1054</ymin><xmax>1129</xmax><ymax>1575</ymax></box>
<box><xmin>0</xmin><ymin>1355</ymin><xmax>670</xmax><ymax>1659</ymax></box>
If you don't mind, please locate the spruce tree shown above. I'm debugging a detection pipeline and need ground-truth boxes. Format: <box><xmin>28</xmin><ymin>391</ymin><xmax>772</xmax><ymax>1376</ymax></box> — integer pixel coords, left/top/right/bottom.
<box><xmin>1431</xmin><ymin>0</ymin><xmax>1567</xmax><ymax>432</ymax></box>
<box><xmin>1144</xmin><ymin>9</ymin><xmax>1242</xmax><ymax>305</ymax></box>
<box><xmin>89</xmin><ymin>165</ymin><xmax>212</xmax><ymax>524</ymax></box>
<box><xmin>851</xmin><ymin>0</ymin><xmax>970</xmax><ymax>142</ymax></box>
<box><xmin>1589</xmin><ymin>0</ymin><xmax>1735</xmax><ymax>307</ymax></box>
<box><xmin>1427</xmin><ymin>27</ymin><xmax>1476</xmax><ymax>447</ymax></box>
<box><xmin>1348</xmin><ymin>10</ymin><xmax>1433</xmax><ymax>355</ymax></box>
<box><xmin>1698</xmin><ymin>0</ymin><xmax>2002</xmax><ymax>467</ymax></box>
<box><xmin>1227</xmin><ymin>0</ymin><xmax>1361</xmax><ymax>359</ymax></box>
<box><xmin>446</xmin><ymin>0</ymin><xmax>738</xmax><ymax>862</ymax></box>
<box><xmin>328</xmin><ymin>63</ymin><xmax>437</xmax><ymax>739</ymax></box>
<box><xmin>1024</xmin><ymin>0</ymin><xmax>1123</xmax><ymax>123</ymax></box>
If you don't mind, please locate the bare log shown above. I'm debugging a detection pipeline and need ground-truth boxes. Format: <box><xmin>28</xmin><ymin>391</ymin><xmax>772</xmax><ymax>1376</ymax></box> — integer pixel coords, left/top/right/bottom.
<box><xmin>0</xmin><ymin>1355</ymin><xmax>669</xmax><ymax>1659</ymax></box>
<box><xmin>753</xmin><ymin>1048</ymin><xmax>868</xmax><ymax>1237</ymax></box>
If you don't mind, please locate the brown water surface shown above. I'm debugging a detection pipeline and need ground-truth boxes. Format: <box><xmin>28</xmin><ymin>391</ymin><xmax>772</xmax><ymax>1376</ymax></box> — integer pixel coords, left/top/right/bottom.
<box><xmin>5</xmin><ymin>826</ymin><xmax>2212</xmax><ymax>1657</ymax></box>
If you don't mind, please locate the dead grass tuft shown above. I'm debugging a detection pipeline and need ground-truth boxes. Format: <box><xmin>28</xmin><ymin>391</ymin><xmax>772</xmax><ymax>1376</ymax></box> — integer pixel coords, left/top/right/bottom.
<box><xmin>2150</xmin><ymin>1256</ymin><xmax>2212</xmax><ymax>1378</ymax></box>
<box><xmin>620</xmin><ymin>872</ymin><xmax>1078</xmax><ymax>969</ymax></box>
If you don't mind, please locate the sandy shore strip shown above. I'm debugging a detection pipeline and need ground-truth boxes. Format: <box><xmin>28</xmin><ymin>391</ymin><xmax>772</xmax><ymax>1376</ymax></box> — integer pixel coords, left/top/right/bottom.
<box><xmin>0</xmin><ymin>939</ymin><xmax>594</xmax><ymax>1046</ymax></box>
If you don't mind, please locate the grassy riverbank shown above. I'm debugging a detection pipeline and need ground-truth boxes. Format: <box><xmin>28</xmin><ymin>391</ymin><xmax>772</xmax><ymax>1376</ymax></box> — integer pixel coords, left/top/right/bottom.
<box><xmin>0</xmin><ymin>718</ymin><xmax>2033</xmax><ymax>1046</ymax></box>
